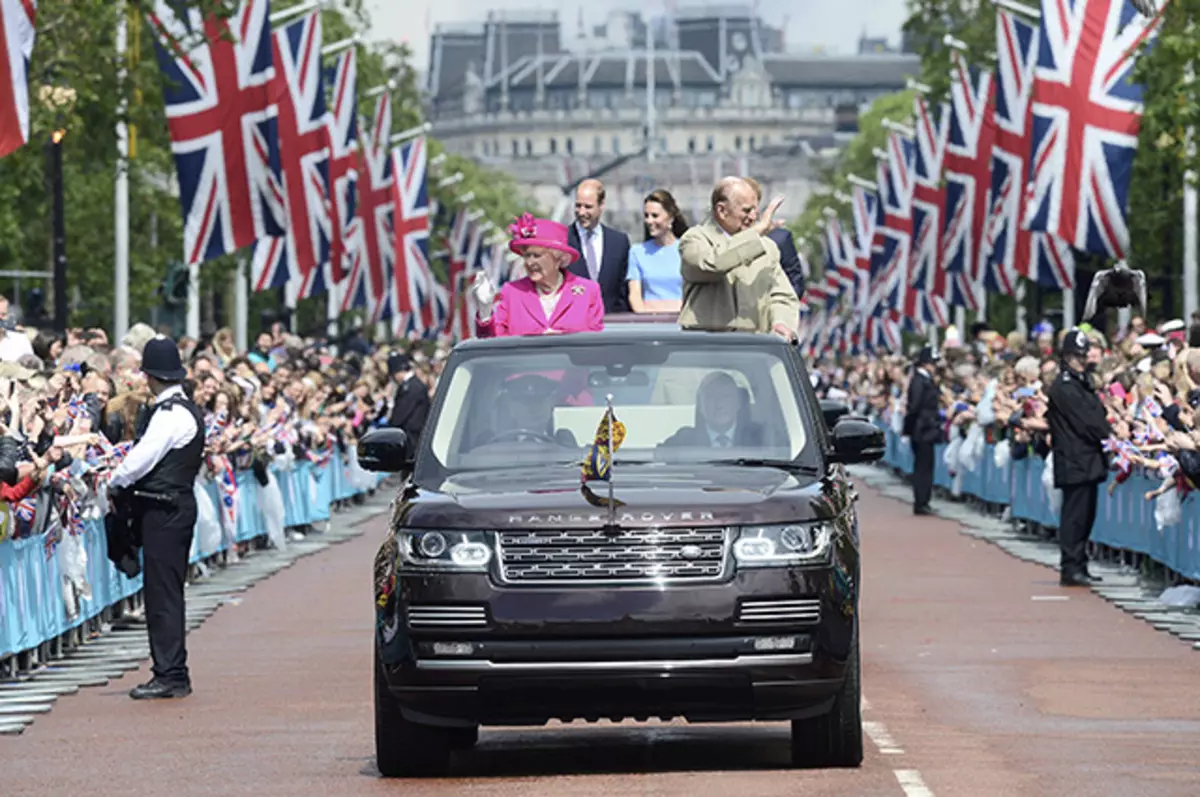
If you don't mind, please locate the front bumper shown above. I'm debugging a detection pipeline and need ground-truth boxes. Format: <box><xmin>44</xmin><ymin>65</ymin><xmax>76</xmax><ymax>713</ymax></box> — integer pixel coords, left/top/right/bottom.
<box><xmin>378</xmin><ymin>567</ymin><xmax>856</xmax><ymax>726</ymax></box>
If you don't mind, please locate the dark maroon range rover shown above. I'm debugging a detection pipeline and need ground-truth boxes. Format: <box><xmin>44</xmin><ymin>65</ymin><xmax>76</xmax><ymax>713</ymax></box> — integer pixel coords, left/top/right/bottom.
<box><xmin>359</xmin><ymin>323</ymin><xmax>883</xmax><ymax>777</ymax></box>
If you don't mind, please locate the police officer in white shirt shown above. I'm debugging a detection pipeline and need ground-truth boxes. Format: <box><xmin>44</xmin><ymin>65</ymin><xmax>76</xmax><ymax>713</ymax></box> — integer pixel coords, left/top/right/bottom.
<box><xmin>108</xmin><ymin>336</ymin><xmax>205</xmax><ymax>699</ymax></box>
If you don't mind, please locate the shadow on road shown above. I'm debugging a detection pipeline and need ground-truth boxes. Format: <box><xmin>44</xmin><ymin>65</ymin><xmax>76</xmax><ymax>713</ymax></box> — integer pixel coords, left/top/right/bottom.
<box><xmin>360</xmin><ymin>723</ymin><xmax>800</xmax><ymax>779</ymax></box>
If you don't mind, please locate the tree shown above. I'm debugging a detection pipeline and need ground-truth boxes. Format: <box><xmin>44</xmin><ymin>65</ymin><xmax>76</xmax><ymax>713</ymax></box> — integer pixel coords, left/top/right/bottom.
<box><xmin>790</xmin><ymin>90</ymin><xmax>916</xmax><ymax>273</ymax></box>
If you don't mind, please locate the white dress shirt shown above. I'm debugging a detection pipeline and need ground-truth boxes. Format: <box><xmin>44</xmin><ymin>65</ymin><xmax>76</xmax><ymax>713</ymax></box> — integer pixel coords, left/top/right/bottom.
<box><xmin>576</xmin><ymin>222</ymin><xmax>605</xmax><ymax>276</ymax></box>
<box><xmin>109</xmin><ymin>385</ymin><xmax>200</xmax><ymax>490</ymax></box>
<box><xmin>708</xmin><ymin>423</ymin><xmax>738</xmax><ymax>448</ymax></box>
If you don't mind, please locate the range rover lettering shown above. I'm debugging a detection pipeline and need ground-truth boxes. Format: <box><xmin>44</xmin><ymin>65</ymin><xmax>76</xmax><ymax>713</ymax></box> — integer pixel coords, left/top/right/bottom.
<box><xmin>360</xmin><ymin>325</ymin><xmax>884</xmax><ymax>777</ymax></box>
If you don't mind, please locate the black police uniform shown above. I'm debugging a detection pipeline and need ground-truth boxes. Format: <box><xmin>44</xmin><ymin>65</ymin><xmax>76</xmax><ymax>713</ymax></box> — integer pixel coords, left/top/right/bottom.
<box><xmin>903</xmin><ymin>345</ymin><xmax>942</xmax><ymax>515</ymax></box>
<box><xmin>108</xmin><ymin>336</ymin><xmax>205</xmax><ymax>699</ymax></box>
<box><xmin>1046</xmin><ymin>329</ymin><xmax>1112</xmax><ymax>586</ymax></box>
<box><xmin>387</xmin><ymin>353</ymin><xmax>431</xmax><ymax>445</ymax></box>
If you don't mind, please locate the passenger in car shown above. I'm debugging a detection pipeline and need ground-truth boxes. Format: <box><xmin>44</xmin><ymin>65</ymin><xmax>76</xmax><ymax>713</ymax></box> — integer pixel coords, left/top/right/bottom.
<box><xmin>472</xmin><ymin>375</ymin><xmax>580</xmax><ymax>449</ymax></box>
<box><xmin>677</xmin><ymin>177</ymin><xmax>800</xmax><ymax>340</ymax></box>
<box><xmin>471</xmin><ymin>214</ymin><xmax>605</xmax><ymax>338</ymax></box>
<box><xmin>659</xmin><ymin>372</ymin><xmax>765</xmax><ymax>448</ymax></box>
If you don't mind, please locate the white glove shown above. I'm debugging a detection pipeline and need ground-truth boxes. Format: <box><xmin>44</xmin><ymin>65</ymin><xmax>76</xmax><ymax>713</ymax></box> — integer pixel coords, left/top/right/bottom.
<box><xmin>472</xmin><ymin>272</ymin><xmax>497</xmax><ymax>320</ymax></box>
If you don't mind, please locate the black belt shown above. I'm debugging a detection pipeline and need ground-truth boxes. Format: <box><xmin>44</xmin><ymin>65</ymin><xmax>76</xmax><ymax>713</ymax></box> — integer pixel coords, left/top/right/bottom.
<box><xmin>133</xmin><ymin>490</ymin><xmax>187</xmax><ymax>507</ymax></box>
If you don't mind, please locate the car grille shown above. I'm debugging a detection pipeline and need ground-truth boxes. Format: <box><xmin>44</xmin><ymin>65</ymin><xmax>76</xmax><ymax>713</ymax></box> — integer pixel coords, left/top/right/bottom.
<box><xmin>407</xmin><ymin>604</ymin><xmax>489</xmax><ymax>629</ymax></box>
<box><xmin>737</xmin><ymin>598</ymin><xmax>822</xmax><ymax>625</ymax></box>
<box><xmin>496</xmin><ymin>527</ymin><xmax>728</xmax><ymax>584</ymax></box>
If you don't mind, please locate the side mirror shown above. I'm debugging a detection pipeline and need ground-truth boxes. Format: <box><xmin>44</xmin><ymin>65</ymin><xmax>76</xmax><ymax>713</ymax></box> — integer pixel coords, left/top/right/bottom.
<box><xmin>829</xmin><ymin>417</ymin><xmax>885</xmax><ymax>465</ymax></box>
<box><xmin>819</xmin><ymin>399</ymin><xmax>850</xmax><ymax>431</ymax></box>
<box><xmin>358</xmin><ymin>428</ymin><xmax>413</xmax><ymax>473</ymax></box>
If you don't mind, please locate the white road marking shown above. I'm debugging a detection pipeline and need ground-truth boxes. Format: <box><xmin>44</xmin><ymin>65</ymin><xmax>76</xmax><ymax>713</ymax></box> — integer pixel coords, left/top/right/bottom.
<box><xmin>1031</xmin><ymin>595</ymin><xmax>1070</xmax><ymax>602</ymax></box>
<box><xmin>863</xmin><ymin>720</ymin><xmax>905</xmax><ymax>754</ymax></box>
<box><xmin>894</xmin><ymin>769</ymin><xmax>935</xmax><ymax>796</ymax></box>
<box><xmin>863</xmin><ymin>698</ymin><xmax>936</xmax><ymax>794</ymax></box>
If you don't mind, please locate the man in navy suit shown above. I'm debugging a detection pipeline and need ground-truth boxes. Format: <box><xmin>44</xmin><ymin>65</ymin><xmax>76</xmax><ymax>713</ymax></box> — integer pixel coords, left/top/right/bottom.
<box><xmin>566</xmin><ymin>179</ymin><xmax>632</xmax><ymax>314</ymax></box>
<box><xmin>745</xmin><ymin>177</ymin><xmax>806</xmax><ymax>301</ymax></box>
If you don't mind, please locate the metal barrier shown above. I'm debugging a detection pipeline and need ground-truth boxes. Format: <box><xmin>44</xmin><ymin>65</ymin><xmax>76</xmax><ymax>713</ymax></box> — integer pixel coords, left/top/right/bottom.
<box><xmin>880</xmin><ymin>427</ymin><xmax>1200</xmax><ymax>583</ymax></box>
<box><xmin>0</xmin><ymin>459</ymin><xmax>385</xmax><ymax>671</ymax></box>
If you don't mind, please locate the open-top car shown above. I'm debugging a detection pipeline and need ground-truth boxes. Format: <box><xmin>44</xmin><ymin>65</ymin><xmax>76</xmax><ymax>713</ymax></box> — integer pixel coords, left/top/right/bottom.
<box><xmin>360</xmin><ymin>323</ymin><xmax>883</xmax><ymax>777</ymax></box>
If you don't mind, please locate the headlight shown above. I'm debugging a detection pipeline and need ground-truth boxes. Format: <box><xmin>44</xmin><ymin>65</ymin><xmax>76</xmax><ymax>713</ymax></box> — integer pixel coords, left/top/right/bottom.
<box><xmin>399</xmin><ymin>530</ymin><xmax>494</xmax><ymax>572</ymax></box>
<box><xmin>733</xmin><ymin>523</ymin><xmax>832</xmax><ymax>567</ymax></box>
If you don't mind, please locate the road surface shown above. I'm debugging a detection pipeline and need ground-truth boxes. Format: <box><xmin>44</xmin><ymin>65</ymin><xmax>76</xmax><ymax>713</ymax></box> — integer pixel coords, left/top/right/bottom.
<box><xmin>3</xmin><ymin>482</ymin><xmax>1200</xmax><ymax>797</ymax></box>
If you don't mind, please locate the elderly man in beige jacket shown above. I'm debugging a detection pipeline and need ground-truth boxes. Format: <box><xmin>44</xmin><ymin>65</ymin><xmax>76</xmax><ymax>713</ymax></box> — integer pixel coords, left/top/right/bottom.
<box><xmin>678</xmin><ymin>177</ymin><xmax>800</xmax><ymax>339</ymax></box>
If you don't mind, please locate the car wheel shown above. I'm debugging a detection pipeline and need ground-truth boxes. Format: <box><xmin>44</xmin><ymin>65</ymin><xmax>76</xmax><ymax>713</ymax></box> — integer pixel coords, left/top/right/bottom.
<box><xmin>374</xmin><ymin>651</ymin><xmax>453</xmax><ymax>777</ymax></box>
<box><xmin>789</xmin><ymin>630</ymin><xmax>863</xmax><ymax>769</ymax></box>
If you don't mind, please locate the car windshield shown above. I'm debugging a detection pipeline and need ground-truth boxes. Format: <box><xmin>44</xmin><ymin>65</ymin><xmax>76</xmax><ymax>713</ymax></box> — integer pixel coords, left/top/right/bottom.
<box><xmin>423</xmin><ymin>339</ymin><xmax>814</xmax><ymax>475</ymax></box>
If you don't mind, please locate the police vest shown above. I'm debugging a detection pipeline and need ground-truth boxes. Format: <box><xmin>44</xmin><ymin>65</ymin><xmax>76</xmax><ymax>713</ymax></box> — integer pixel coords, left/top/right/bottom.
<box><xmin>133</xmin><ymin>396</ymin><xmax>206</xmax><ymax>494</ymax></box>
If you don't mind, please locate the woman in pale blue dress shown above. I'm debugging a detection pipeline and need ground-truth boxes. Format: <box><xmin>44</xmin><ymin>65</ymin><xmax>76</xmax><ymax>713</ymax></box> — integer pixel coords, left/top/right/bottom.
<box><xmin>627</xmin><ymin>189</ymin><xmax>688</xmax><ymax>314</ymax></box>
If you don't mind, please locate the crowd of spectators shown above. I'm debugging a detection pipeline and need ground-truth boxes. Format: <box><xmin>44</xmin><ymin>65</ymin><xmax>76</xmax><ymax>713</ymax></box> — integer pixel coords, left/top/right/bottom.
<box><xmin>813</xmin><ymin>313</ymin><xmax>1200</xmax><ymax>528</ymax></box>
<box><xmin>0</xmin><ymin>304</ymin><xmax>449</xmax><ymax>561</ymax></box>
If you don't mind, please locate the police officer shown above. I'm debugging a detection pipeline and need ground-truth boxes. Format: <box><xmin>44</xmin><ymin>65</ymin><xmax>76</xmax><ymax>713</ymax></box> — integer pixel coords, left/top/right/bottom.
<box><xmin>108</xmin><ymin>336</ymin><xmax>205</xmax><ymax>699</ymax></box>
<box><xmin>903</xmin><ymin>344</ymin><xmax>941</xmax><ymax>516</ymax></box>
<box><xmin>1046</xmin><ymin>328</ymin><xmax>1112</xmax><ymax>587</ymax></box>
<box><xmin>387</xmin><ymin>352</ymin><xmax>431</xmax><ymax>445</ymax></box>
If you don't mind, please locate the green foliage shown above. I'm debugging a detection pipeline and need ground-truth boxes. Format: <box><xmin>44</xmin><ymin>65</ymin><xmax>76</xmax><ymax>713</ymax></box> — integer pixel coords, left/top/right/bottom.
<box><xmin>1127</xmin><ymin>0</ymin><xmax>1200</xmax><ymax>321</ymax></box>
<box><xmin>0</xmin><ymin>0</ymin><xmax>524</xmax><ymax>340</ymax></box>
<box><xmin>901</xmin><ymin>0</ymin><xmax>998</xmax><ymax>104</ymax></box>
<box><xmin>790</xmin><ymin>90</ymin><xmax>916</xmax><ymax>273</ymax></box>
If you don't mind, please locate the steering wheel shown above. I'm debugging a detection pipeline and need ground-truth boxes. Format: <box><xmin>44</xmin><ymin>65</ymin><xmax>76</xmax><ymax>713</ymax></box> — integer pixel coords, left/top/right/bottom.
<box><xmin>489</xmin><ymin>428</ymin><xmax>558</xmax><ymax>445</ymax></box>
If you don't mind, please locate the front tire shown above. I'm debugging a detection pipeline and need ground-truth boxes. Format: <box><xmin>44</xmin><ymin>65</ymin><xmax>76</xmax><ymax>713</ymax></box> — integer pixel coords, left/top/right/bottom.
<box><xmin>374</xmin><ymin>651</ymin><xmax>453</xmax><ymax>777</ymax></box>
<box><xmin>790</xmin><ymin>631</ymin><xmax>863</xmax><ymax>769</ymax></box>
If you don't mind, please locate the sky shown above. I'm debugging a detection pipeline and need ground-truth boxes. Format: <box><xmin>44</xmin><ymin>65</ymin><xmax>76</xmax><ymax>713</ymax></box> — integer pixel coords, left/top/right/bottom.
<box><xmin>362</xmin><ymin>0</ymin><xmax>909</xmax><ymax>74</ymax></box>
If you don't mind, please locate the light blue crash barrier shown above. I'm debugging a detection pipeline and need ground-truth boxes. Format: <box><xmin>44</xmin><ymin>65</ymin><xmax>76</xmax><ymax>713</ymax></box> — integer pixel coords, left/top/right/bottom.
<box><xmin>0</xmin><ymin>459</ymin><xmax>387</xmax><ymax>661</ymax></box>
<box><xmin>878</xmin><ymin>426</ymin><xmax>1200</xmax><ymax>582</ymax></box>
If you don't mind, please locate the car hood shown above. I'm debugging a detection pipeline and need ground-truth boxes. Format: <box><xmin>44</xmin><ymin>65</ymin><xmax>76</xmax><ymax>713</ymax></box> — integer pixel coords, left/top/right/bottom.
<box><xmin>399</xmin><ymin>464</ymin><xmax>842</xmax><ymax>529</ymax></box>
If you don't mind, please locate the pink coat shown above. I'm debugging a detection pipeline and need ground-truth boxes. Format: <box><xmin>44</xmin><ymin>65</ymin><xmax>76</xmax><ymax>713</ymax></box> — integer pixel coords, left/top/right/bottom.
<box><xmin>477</xmin><ymin>270</ymin><xmax>604</xmax><ymax>338</ymax></box>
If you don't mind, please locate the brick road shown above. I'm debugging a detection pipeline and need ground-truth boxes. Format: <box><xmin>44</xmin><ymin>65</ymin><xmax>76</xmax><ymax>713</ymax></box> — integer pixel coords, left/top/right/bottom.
<box><xmin>3</xmin><ymin>483</ymin><xmax>1200</xmax><ymax>797</ymax></box>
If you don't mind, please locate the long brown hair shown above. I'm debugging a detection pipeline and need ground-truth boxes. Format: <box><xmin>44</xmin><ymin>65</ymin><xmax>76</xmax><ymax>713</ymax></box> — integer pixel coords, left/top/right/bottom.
<box><xmin>642</xmin><ymin>189</ymin><xmax>689</xmax><ymax>242</ymax></box>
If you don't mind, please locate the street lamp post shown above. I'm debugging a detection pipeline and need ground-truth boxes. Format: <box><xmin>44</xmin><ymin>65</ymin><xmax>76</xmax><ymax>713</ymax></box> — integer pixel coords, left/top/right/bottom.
<box><xmin>40</xmin><ymin>83</ymin><xmax>75</xmax><ymax>333</ymax></box>
<box><xmin>50</xmin><ymin>129</ymin><xmax>66</xmax><ymax>332</ymax></box>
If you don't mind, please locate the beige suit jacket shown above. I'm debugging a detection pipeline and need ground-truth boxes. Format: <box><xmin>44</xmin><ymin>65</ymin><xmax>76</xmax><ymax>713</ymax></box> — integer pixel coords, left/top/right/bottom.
<box><xmin>677</xmin><ymin>220</ymin><xmax>801</xmax><ymax>334</ymax></box>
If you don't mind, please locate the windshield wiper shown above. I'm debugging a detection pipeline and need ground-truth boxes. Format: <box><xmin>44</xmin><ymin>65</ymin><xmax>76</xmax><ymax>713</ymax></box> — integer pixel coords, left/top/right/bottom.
<box><xmin>707</xmin><ymin>458</ymin><xmax>823</xmax><ymax>474</ymax></box>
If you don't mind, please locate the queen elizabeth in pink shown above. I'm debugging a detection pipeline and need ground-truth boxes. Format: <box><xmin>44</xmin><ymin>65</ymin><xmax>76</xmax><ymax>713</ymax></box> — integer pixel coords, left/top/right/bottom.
<box><xmin>471</xmin><ymin>214</ymin><xmax>605</xmax><ymax>337</ymax></box>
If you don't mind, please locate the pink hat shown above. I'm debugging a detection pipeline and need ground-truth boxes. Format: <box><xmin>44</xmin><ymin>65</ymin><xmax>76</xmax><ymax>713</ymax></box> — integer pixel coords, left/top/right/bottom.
<box><xmin>508</xmin><ymin>213</ymin><xmax>581</xmax><ymax>263</ymax></box>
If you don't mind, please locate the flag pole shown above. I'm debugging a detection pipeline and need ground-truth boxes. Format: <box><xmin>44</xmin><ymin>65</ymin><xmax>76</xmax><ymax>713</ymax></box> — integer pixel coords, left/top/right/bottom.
<box><xmin>606</xmin><ymin>393</ymin><xmax>616</xmax><ymax>528</ymax></box>
<box><xmin>270</xmin><ymin>0</ymin><xmax>324</xmax><ymax>25</ymax></box>
<box><xmin>235</xmin><ymin>255</ymin><xmax>248</xmax><ymax>351</ymax></box>
<box><xmin>391</xmin><ymin>121</ymin><xmax>433</xmax><ymax>146</ymax></box>
<box><xmin>114</xmin><ymin>2</ymin><xmax>130</xmax><ymax>342</ymax></box>
<box><xmin>322</xmin><ymin>34</ymin><xmax>360</xmax><ymax>57</ymax></box>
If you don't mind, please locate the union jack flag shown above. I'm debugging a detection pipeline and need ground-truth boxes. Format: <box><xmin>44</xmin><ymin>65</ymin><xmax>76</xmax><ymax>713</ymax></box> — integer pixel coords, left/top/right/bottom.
<box><xmin>149</xmin><ymin>0</ymin><xmax>286</xmax><ymax>267</ymax></box>
<box><xmin>869</xmin><ymin>132</ymin><xmax>915</xmax><ymax>331</ymax></box>
<box><xmin>910</xmin><ymin>95</ymin><xmax>951</xmax><ymax>327</ymax></box>
<box><xmin>0</xmin><ymin>0</ymin><xmax>36</xmax><ymax>160</ymax></box>
<box><xmin>251</xmin><ymin>11</ymin><xmax>332</xmax><ymax>299</ymax></box>
<box><xmin>821</xmin><ymin>211</ymin><xmax>856</xmax><ymax>302</ymax></box>
<box><xmin>986</xmin><ymin>8</ymin><xmax>1037</xmax><ymax>297</ymax></box>
<box><xmin>357</xmin><ymin>94</ymin><xmax>394</xmax><ymax>323</ymax></box>
<box><xmin>942</xmin><ymin>51</ymin><xmax>995</xmax><ymax>310</ymax></box>
<box><xmin>276</xmin><ymin>11</ymin><xmax>331</xmax><ymax>298</ymax></box>
<box><xmin>326</xmin><ymin>48</ymin><xmax>360</xmax><ymax>285</ymax></box>
<box><xmin>849</xmin><ymin>181</ymin><xmax>877</xmax><ymax>309</ymax></box>
<box><xmin>446</xmin><ymin>220</ymin><xmax>483</xmax><ymax>342</ymax></box>
<box><xmin>1026</xmin><ymin>0</ymin><xmax>1164</xmax><ymax>259</ymax></box>
<box><xmin>390</xmin><ymin>137</ymin><xmax>430</xmax><ymax>335</ymax></box>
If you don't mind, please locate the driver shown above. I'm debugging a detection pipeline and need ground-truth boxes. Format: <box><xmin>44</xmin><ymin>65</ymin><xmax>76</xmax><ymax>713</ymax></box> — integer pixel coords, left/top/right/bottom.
<box><xmin>660</xmin><ymin>371</ymin><xmax>764</xmax><ymax>448</ymax></box>
<box><xmin>478</xmin><ymin>375</ymin><xmax>579</xmax><ymax>448</ymax></box>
